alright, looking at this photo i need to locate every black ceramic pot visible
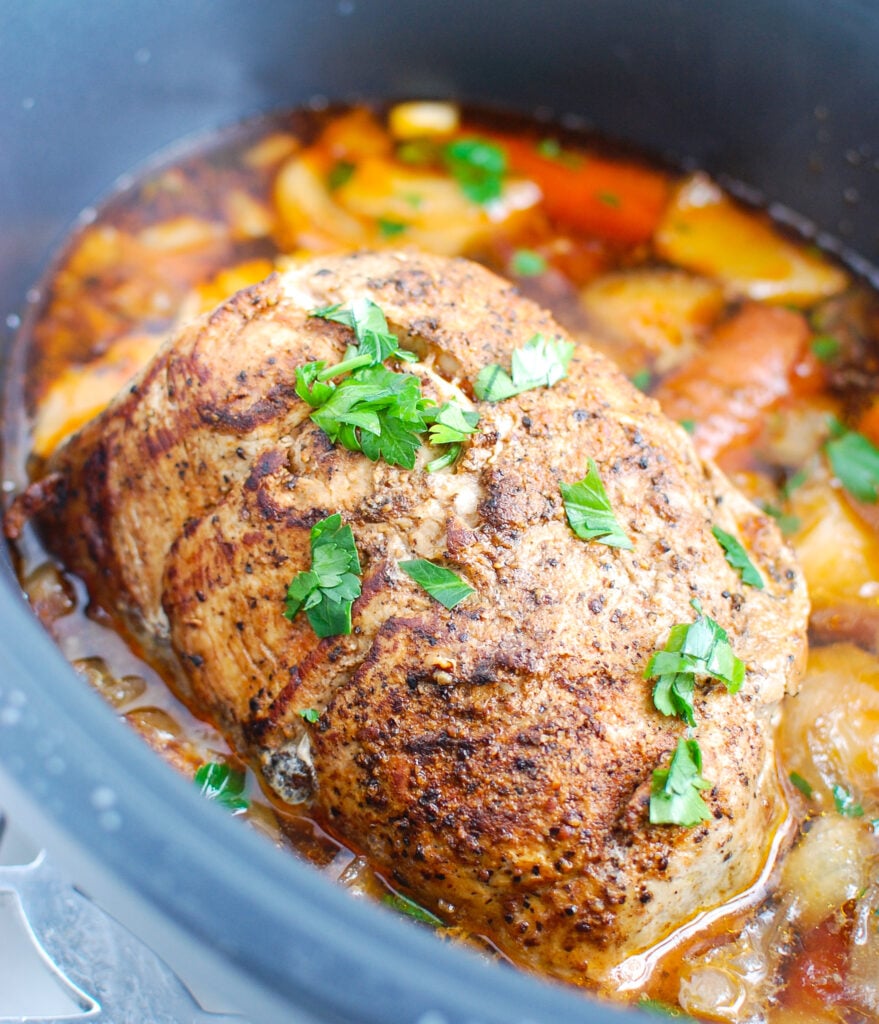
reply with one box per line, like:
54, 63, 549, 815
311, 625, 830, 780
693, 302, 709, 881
2, 3, 878, 1022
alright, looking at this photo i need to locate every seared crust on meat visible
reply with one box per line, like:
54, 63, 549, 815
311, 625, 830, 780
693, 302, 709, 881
9, 251, 809, 987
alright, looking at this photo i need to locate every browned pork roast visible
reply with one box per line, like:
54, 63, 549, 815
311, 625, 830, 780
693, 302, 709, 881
8, 251, 809, 987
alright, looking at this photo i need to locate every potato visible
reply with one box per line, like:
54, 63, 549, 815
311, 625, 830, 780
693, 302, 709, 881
779, 642, 879, 816
579, 268, 723, 372
787, 466, 879, 612
780, 814, 877, 931
655, 174, 848, 305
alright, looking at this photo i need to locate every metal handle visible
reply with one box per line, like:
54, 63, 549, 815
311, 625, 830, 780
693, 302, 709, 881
0, 817, 247, 1024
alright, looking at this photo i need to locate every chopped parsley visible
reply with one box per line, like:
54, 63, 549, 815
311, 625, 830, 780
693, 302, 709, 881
712, 525, 764, 589
811, 334, 840, 362
298, 708, 320, 724
789, 771, 814, 799
377, 216, 408, 238
382, 892, 444, 927
780, 468, 808, 498
535, 137, 583, 168
399, 559, 474, 610
832, 783, 865, 818
597, 190, 621, 208
510, 248, 547, 277
442, 137, 507, 204
194, 762, 249, 813
637, 996, 694, 1019
560, 457, 632, 550
649, 737, 713, 827
758, 501, 801, 536
425, 402, 480, 472
327, 159, 356, 191
825, 419, 879, 503
645, 600, 745, 727
679, 419, 696, 435
630, 368, 652, 392
474, 334, 575, 402
284, 513, 362, 638
300, 299, 477, 470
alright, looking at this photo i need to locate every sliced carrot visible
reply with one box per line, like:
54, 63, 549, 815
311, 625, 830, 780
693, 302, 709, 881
653, 303, 812, 462
488, 133, 671, 244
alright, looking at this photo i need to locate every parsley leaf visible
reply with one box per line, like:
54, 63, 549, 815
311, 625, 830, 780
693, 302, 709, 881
302, 300, 479, 471
711, 525, 764, 589
637, 996, 694, 1020
560, 458, 632, 550
758, 500, 801, 536
649, 738, 713, 827
298, 708, 320, 724
311, 297, 418, 370
327, 160, 356, 191
399, 559, 474, 609
285, 513, 362, 638
811, 334, 840, 362
511, 248, 547, 277
424, 402, 479, 471
382, 892, 444, 927
789, 771, 814, 798
442, 137, 507, 204
630, 368, 652, 392
825, 419, 879, 503
377, 217, 408, 238
194, 762, 249, 813
645, 600, 745, 727
474, 334, 575, 402
832, 783, 865, 817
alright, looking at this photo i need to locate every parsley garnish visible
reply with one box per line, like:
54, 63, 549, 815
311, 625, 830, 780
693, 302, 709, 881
535, 137, 583, 168
758, 501, 801, 536
649, 737, 713, 827
780, 468, 808, 498
442, 137, 507, 204
377, 216, 408, 238
194, 762, 249, 813
298, 708, 320, 724
811, 334, 840, 363
300, 299, 477, 470
637, 996, 694, 1020
712, 525, 764, 589
474, 334, 575, 402
597, 191, 621, 208
630, 368, 652, 392
382, 892, 444, 927
832, 783, 865, 817
284, 513, 362, 638
825, 419, 879, 503
645, 600, 745, 727
425, 402, 479, 472
789, 771, 814, 798
309, 298, 418, 373
560, 458, 632, 550
399, 559, 474, 609
679, 419, 696, 435
327, 160, 356, 191
510, 248, 547, 277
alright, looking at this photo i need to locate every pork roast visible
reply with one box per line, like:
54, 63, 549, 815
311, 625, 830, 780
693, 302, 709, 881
9, 250, 809, 988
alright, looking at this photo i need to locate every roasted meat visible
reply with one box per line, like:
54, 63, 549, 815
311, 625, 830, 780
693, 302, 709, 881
9, 251, 809, 987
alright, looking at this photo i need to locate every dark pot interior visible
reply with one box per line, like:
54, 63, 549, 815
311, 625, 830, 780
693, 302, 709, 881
2, 2, 878, 1021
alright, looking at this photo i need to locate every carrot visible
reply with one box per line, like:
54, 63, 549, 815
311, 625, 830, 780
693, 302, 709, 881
490, 133, 670, 244
652, 303, 814, 462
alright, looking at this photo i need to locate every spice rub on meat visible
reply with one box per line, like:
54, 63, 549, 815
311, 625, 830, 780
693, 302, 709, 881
9, 251, 809, 987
